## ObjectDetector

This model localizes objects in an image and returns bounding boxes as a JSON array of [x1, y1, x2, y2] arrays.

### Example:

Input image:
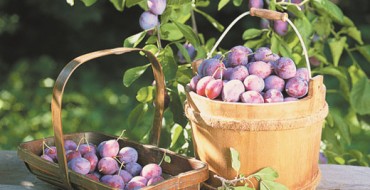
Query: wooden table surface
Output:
[[1, 150, 370, 190]]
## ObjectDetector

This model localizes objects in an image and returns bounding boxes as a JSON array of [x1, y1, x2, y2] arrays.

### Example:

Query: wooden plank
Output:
[[0, 150, 58, 189], [318, 164, 370, 190], [1, 150, 370, 190]]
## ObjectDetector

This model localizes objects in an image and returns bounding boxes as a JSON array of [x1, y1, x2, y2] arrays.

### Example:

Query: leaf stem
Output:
[[191, 1, 198, 35], [156, 24, 163, 51]]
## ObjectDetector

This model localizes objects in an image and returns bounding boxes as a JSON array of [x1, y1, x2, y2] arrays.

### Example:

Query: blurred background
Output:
[[0, 0, 369, 164]]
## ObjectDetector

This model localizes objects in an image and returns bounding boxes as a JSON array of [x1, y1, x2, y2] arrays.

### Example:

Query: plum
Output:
[[66, 150, 82, 162], [124, 162, 143, 176], [248, 0, 264, 9], [264, 75, 285, 92], [254, 47, 272, 62], [147, 176, 164, 186], [198, 58, 225, 78], [309, 56, 321, 67], [177, 43, 196, 63], [240, 91, 264, 104], [139, 11, 159, 30], [273, 20, 288, 36], [98, 157, 119, 175], [64, 140, 77, 151], [100, 175, 125, 189], [83, 152, 98, 173], [275, 57, 296, 79], [205, 79, 223, 100], [68, 157, 91, 175], [98, 139, 119, 158], [141, 163, 162, 179], [196, 76, 213, 96], [40, 154, 54, 162], [263, 89, 284, 103], [78, 143, 96, 156], [131, 176, 148, 185], [243, 75, 264, 92], [45, 146, 57, 162], [118, 169, 133, 183], [118, 147, 138, 164], [227, 46, 252, 67], [229, 65, 249, 81], [148, 0, 167, 15], [126, 180, 146, 190], [285, 77, 308, 98], [189, 75, 201, 92], [295, 68, 309, 81], [248, 61, 272, 79], [222, 80, 245, 102]]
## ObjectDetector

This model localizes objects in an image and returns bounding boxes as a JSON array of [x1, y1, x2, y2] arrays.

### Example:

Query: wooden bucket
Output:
[[184, 8, 329, 190]]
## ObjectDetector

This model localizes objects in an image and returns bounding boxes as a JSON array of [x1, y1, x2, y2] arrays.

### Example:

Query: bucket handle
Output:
[[207, 8, 311, 78], [51, 47, 165, 189]]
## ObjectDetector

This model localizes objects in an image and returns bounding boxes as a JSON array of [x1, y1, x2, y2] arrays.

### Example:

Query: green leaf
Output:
[[346, 27, 363, 45], [328, 37, 346, 67], [173, 21, 200, 48], [270, 34, 279, 54], [194, 8, 224, 32], [126, 0, 145, 7], [313, 16, 331, 38], [312, 0, 344, 23], [232, 186, 254, 190], [66, 0, 74, 6], [350, 77, 370, 115], [313, 66, 350, 100], [136, 86, 155, 103], [110, 0, 125, 11], [143, 44, 159, 55], [260, 180, 288, 190], [242, 29, 263, 40], [343, 16, 355, 27], [80, 0, 97, 6], [357, 45, 370, 62], [286, 4, 304, 18], [127, 103, 149, 129], [167, 0, 191, 5], [254, 167, 278, 181], [334, 156, 346, 165], [164, 155, 171, 163], [158, 45, 178, 80], [348, 64, 367, 85], [195, 0, 210, 7], [160, 23, 184, 41], [123, 31, 147, 48], [331, 109, 351, 144], [123, 64, 150, 87], [233, 0, 242, 6], [175, 42, 191, 63], [218, 0, 230, 11], [230, 147, 241, 173], [170, 123, 183, 148]]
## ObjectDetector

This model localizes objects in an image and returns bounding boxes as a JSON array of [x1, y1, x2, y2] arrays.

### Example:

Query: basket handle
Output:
[[51, 47, 165, 189], [208, 8, 311, 78]]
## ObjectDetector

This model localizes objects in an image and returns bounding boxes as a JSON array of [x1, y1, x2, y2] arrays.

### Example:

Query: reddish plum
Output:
[[147, 176, 164, 186], [189, 75, 201, 92], [254, 47, 272, 62], [196, 76, 213, 96], [131, 176, 148, 185], [205, 79, 223, 99], [98, 140, 119, 158], [284, 97, 299, 102], [264, 75, 285, 92], [229, 65, 249, 81], [295, 68, 309, 81], [204, 59, 225, 79], [263, 89, 284, 103], [141, 163, 162, 179], [275, 57, 296, 79], [86, 173, 99, 182], [126, 180, 146, 190], [83, 152, 98, 173], [98, 157, 119, 175], [243, 75, 264, 92], [66, 150, 82, 162], [45, 146, 57, 162], [78, 143, 96, 156], [260, 18, 270, 29], [285, 77, 308, 98], [227, 46, 252, 67], [221, 80, 245, 102], [100, 175, 125, 189], [68, 157, 91, 175], [148, 0, 167, 15], [248, 0, 264, 9], [40, 154, 54, 162], [118, 147, 138, 164], [64, 140, 77, 151], [248, 61, 272, 79], [273, 20, 288, 36], [240, 91, 264, 104]]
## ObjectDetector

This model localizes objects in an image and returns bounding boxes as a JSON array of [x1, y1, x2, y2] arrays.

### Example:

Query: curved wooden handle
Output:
[[250, 8, 288, 21], [51, 47, 165, 189]]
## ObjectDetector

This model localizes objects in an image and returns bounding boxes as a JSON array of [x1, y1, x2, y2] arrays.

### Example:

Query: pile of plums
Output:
[[40, 138, 164, 190], [189, 46, 310, 103], [139, 0, 166, 31]]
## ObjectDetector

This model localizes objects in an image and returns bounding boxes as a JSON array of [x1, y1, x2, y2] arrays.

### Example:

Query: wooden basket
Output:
[[184, 8, 329, 190], [17, 47, 208, 190]]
